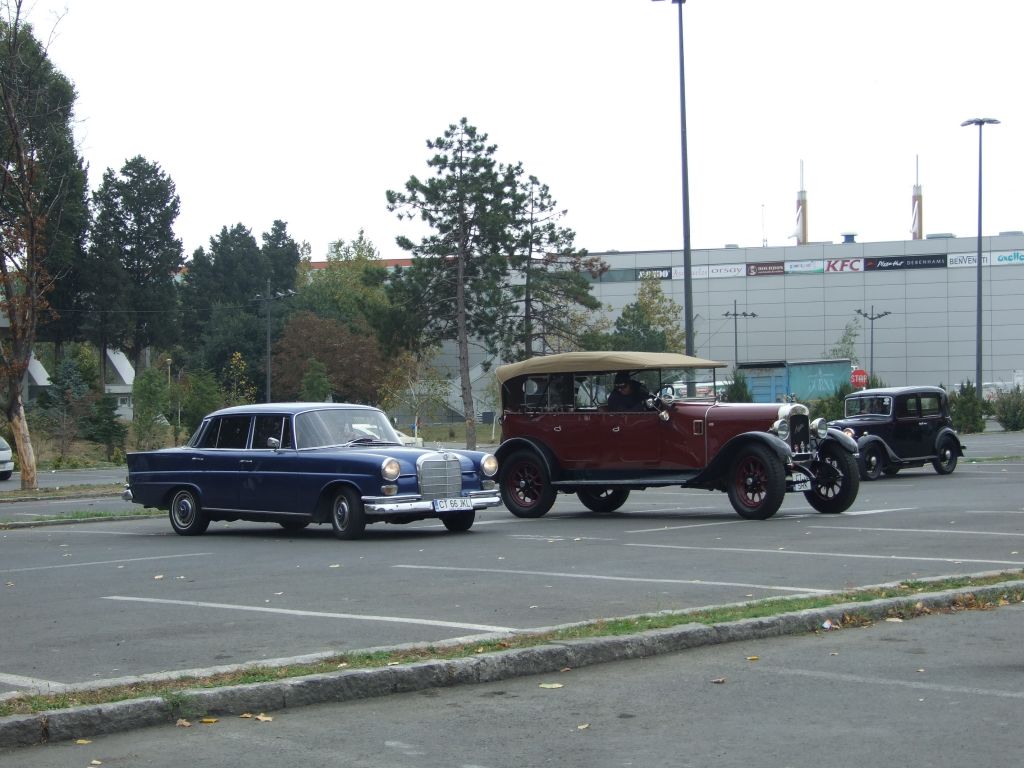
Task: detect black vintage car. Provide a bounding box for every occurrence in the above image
[829,386,964,480]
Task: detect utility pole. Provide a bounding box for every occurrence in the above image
[255,279,296,402]
[723,300,756,364]
[855,305,891,379]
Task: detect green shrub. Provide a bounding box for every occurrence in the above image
[992,386,1024,431]
[723,370,753,402]
[948,381,986,433]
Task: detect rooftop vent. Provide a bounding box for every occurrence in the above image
[998,231,1024,236]
[724,243,739,249]
[841,232,857,244]
[926,233,955,239]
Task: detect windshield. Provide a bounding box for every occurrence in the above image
[845,396,892,418]
[294,408,402,449]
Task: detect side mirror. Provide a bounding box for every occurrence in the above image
[267,437,281,450]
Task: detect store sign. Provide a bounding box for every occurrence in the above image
[864,254,946,271]
[994,250,1024,265]
[825,258,864,272]
[679,264,745,280]
[785,259,824,274]
[746,261,785,276]
[636,267,671,280]
[948,253,990,268]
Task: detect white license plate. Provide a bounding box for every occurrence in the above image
[433,497,473,512]
[792,479,811,491]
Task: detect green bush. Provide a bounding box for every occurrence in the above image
[948,381,986,433]
[992,386,1024,431]
[810,382,854,422]
[722,370,753,402]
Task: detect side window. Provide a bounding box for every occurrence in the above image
[215,415,252,449]
[919,395,940,417]
[895,397,913,418]
[252,415,286,449]
[196,419,221,448]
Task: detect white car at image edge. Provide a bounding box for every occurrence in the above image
[0,436,14,481]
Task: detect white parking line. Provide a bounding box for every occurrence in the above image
[807,525,1024,537]
[626,543,1024,567]
[774,668,1024,699]
[393,564,830,594]
[102,596,513,633]
[841,507,915,516]
[0,672,65,692]
[0,553,212,574]
[626,519,746,533]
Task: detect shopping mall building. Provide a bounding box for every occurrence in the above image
[583,231,1024,393]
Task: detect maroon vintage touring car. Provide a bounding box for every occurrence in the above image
[494,351,860,520]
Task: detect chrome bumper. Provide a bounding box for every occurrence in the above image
[363,490,501,515]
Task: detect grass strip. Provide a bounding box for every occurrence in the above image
[2,570,1021,718]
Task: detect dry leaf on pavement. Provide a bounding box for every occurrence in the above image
[539,683,563,689]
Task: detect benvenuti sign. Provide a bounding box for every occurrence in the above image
[949,251,1024,268]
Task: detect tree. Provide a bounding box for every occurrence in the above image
[299,358,331,401]
[36,356,89,460]
[296,230,390,330]
[261,219,301,294]
[80,395,128,462]
[179,369,222,435]
[723,369,753,402]
[0,4,83,489]
[87,156,183,374]
[825,319,860,364]
[131,366,167,450]
[222,351,256,406]
[378,348,452,437]
[387,118,521,449]
[594,276,686,353]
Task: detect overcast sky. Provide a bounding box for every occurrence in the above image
[26,0,1023,261]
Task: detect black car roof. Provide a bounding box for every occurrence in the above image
[846,386,947,398]
[208,402,380,417]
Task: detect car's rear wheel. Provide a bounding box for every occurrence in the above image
[278,520,310,532]
[726,445,785,520]
[330,487,366,540]
[860,444,885,481]
[805,443,860,514]
[499,450,556,518]
[169,489,209,536]
[0,471,11,481]
[932,437,959,475]
[442,510,475,532]
[577,487,630,513]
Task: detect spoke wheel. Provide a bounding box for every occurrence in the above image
[726,445,785,520]
[499,450,556,518]
[805,443,860,514]
[932,437,959,475]
[861,444,884,481]
[169,489,209,536]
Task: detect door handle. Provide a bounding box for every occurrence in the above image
[553,426,562,432]
[239,459,254,466]
[611,426,621,433]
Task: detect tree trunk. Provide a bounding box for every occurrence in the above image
[8,395,37,490]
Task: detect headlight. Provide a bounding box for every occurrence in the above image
[380,457,401,482]
[843,427,856,439]
[480,454,498,477]
[811,418,828,439]
[773,418,790,441]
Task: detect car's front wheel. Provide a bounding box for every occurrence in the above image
[860,443,885,481]
[169,489,209,536]
[577,487,630,513]
[499,450,556,518]
[805,443,860,514]
[932,437,959,475]
[442,510,475,532]
[330,487,366,540]
[726,445,786,520]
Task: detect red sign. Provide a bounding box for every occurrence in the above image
[851,368,868,388]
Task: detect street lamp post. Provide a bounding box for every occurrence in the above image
[653,0,694,359]
[855,306,891,380]
[723,300,756,364]
[961,117,999,402]
[255,280,296,402]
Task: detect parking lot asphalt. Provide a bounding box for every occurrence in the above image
[1,430,1023,749]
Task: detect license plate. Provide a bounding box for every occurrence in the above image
[433,497,473,512]
[792,479,811,492]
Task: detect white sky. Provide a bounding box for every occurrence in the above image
[27,0,1023,260]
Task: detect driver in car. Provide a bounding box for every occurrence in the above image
[607,372,649,412]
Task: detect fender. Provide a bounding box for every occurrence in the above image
[690,431,793,489]
[824,427,859,455]
[934,426,965,457]
[495,437,561,481]
[855,432,893,461]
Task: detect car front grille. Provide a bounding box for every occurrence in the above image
[417,453,463,499]
[790,414,810,451]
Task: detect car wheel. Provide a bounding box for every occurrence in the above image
[442,510,475,532]
[577,487,630,513]
[499,450,556,518]
[726,445,786,520]
[932,437,959,475]
[860,444,885,481]
[330,487,366,540]
[169,489,209,536]
[0,471,11,481]
[278,520,310,532]
[804,443,860,514]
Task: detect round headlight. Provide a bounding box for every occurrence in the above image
[381,457,401,482]
[843,427,856,439]
[480,454,498,477]
[811,418,828,439]
[773,418,790,441]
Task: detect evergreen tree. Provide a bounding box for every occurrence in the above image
[299,358,332,401]
[80,395,128,462]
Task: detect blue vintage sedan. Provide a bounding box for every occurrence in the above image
[123,403,500,540]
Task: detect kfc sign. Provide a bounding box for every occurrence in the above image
[825,258,863,272]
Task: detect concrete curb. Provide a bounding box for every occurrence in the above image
[2,579,1022,749]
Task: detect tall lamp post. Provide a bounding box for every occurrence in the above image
[961,117,999,402]
[255,280,296,402]
[855,306,891,380]
[653,0,694,359]
[723,300,756,364]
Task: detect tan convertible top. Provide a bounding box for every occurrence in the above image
[495,351,726,384]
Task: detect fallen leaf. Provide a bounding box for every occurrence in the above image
[176,719,192,728]
[539,682,563,689]
[337,662,349,668]
[577,723,590,730]
[74,739,92,745]
[239,713,253,719]
[153,575,164,580]
[475,647,485,653]
[711,677,727,684]
[745,656,759,661]
[255,713,273,722]
[200,717,219,725]
[884,617,904,623]
[560,667,572,673]
[916,668,926,673]
[90,761,103,766]
[387,661,400,666]
[329,564,341,569]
